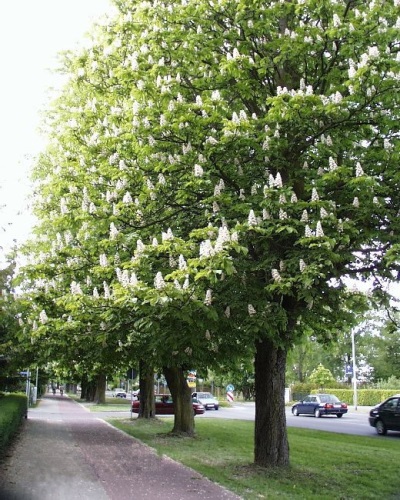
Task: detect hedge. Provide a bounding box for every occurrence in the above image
[310,389,399,406]
[291,384,400,406]
[0,393,27,456]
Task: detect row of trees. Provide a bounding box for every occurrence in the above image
[1,0,400,468]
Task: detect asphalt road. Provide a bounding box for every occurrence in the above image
[92,401,400,439]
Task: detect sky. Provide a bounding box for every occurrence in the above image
[0,0,115,265]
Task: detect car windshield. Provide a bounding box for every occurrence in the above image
[319,394,340,403]
[198,393,213,399]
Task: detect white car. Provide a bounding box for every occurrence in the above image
[192,391,219,410]
[112,388,127,398]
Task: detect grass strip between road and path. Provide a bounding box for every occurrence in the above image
[109,417,399,499]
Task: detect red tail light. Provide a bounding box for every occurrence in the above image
[324,403,334,409]
[341,403,348,408]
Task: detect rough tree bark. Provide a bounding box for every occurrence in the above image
[254,338,289,467]
[94,373,106,404]
[163,365,195,436]
[80,375,97,401]
[138,358,155,418]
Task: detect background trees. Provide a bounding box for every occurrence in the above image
[10,0,400,469]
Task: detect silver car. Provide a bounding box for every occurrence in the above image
[192,391,219,410]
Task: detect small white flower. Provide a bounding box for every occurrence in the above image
[263,209,271,220]
[248,210,258,226]
[248,304,256,316]
[355,162,364,177]
[305,225,313,237]
[299,259,307,272]
[154,272,165,289]
[301,210,309,222]
[225,306,231,318]
[329,157,338,171]
[123,192,133,204]
[178,255,187,270]
[110,223,119,240]
[39,310,48,324]
[320,207,329,219]
[204,289,212,306]
[275,172,283,188]
[316,221,324,237]
[162,228,174,241]
[272,269,282,282]
[333,14,342,28]
[279,209,288,220]
[311,188,319,202]
[103,281,111,299]
[200,240,214,258]
[353,197,360,208]
[71,281,83,295]
[136,239,145,255]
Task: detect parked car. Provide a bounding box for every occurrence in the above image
[191,391,219,410]
[131,394,205,415]
[112,388,127,398]
[291,394,348,418]
[369,394,400,435]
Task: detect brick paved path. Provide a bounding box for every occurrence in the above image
[0,396,241,500]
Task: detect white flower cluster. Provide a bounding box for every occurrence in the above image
[100,254,108,267]
[162,228,174,241]
[204,289,212,305]
[248,304,256,316]
[70,281,83,295]
[39,310,48,324]
[199,225,237,257]
[154,272,165,289]
[271,269,282,282]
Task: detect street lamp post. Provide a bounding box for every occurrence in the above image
[351,329,357,411]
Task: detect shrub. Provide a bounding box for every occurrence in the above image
[372,376,400,390]
[0,393,27,456]
[309,389,398,406]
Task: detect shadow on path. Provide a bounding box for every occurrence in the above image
[0,396,240,500]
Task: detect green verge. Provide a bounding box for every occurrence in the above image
[0,393,27,458]
[108,417,399,500]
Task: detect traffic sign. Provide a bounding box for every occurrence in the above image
[226,384,235,392]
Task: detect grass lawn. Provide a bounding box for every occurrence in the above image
[108,417,399,499]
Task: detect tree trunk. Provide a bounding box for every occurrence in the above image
[84,378,97,401]
[80,375,89,400]
[138,359,155,418]
[163,365,195,436]
[94,373,106,404]
[254,338,289,467]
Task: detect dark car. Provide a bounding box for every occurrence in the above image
[369,394,400,435]
[132,394,205,415]
[291,393,348,418]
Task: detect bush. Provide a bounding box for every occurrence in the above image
[309,389,398,406]
[0,393,27,456]
[372,376,400,390]
[291,385,398,406]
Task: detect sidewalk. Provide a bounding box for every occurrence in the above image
[0,395,241,500]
